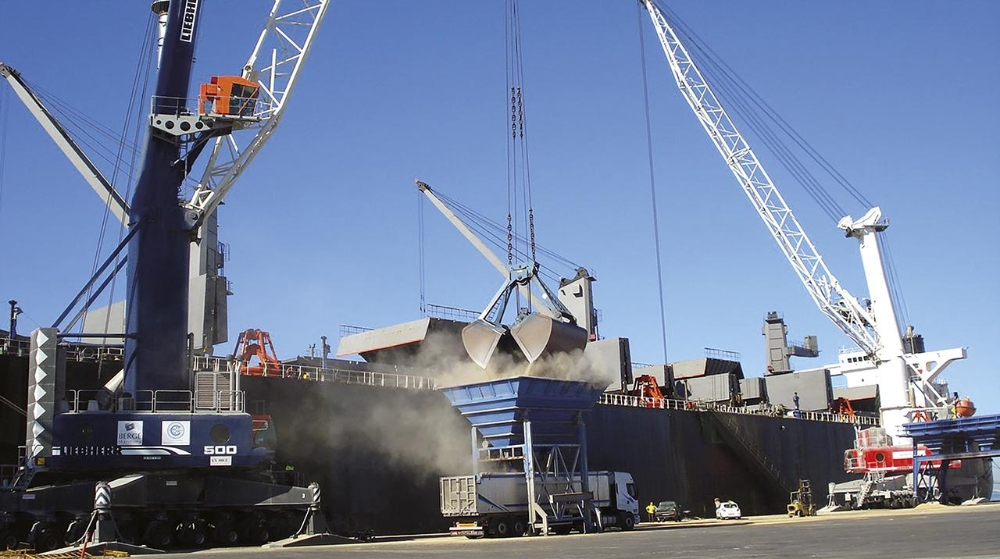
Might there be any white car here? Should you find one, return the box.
[716,500,742,520]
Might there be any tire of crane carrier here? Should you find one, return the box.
[213,525,239,546]
[0,530,19,551]
[144,520,175,549]
[239,513,270,545]
[179,522,208,547]
[34,529,63,553]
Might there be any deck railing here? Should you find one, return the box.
[597,392,880,427]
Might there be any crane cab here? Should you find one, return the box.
[199,76,260,119]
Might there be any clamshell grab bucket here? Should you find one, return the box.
[462,319,508,369]
[510,313,588,364]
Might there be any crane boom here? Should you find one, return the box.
[637,1,879,356]
[637,1,972,436]
[415,180,550,316]
[0,63,130,225]
[185,0,330,227]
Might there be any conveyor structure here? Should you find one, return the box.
[439,376,606,534]
[903,414,999,502]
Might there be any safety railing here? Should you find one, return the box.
[150,95,274,121]
[704,347,741,362]
[0,336,30,357]
[66,388,245,414]
[598,392,880,427]
[193,355,436,391]
[0,464,18,489]
[426,303,479,323]
[339,324,373,337]
[63,344,124,362]
[1,337,125,361]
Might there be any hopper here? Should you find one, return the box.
[439,376,605,448]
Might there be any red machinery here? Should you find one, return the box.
[233,328,285,376]
[844,427,959,474]
[832,397,855,420]
[628,375,665,408]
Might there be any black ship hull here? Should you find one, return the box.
[2,354,857,535]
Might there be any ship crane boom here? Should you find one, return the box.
[636,1,971,434]
[637,0,879,356]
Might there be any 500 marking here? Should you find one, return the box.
[203,445,238,455]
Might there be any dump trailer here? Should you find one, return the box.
[440,471,639,537]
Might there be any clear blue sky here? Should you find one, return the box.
[1,1,998,413]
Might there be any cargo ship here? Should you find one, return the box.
[0,325,907,535]
[1,0,994,546]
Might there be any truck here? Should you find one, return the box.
[440,471,639,538]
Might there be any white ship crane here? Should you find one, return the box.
[637,0,965,436]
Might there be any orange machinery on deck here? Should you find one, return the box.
[232,328,285,376]
[628,375,666,408]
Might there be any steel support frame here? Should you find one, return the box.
[467,411,595,536]
[522,413,593,536]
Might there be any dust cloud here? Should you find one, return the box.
[410,328,617,390]
[284,323,615,481]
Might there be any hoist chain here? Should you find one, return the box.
[517,87,524,138]
[507,214,514,265]
[529,209,536,262]
[511,87,517,139]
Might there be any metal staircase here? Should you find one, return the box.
[706,410,796,496]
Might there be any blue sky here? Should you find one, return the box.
[1,1,998,413]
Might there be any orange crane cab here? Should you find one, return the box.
[199,76,260,118]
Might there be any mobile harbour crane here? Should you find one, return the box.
[0,0,331,550]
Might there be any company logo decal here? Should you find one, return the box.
[179,0,200,43]
[117,421,143,446]
[161,420,191,446]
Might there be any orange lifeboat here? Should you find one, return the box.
[954,397,976,418]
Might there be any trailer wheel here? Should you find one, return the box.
[511,518,526,537]
[622,513,636,531]
[493,518,510,538]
